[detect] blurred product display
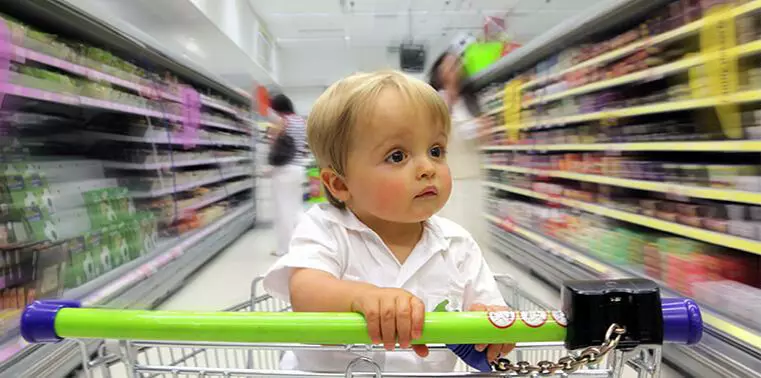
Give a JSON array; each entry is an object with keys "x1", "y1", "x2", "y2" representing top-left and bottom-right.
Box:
[
  {"x1": 0, "y1": 2, "x2": 257, "y2": 377},
  {"x1": 477, "y1": 0, "x2": 761, "y2": 377}
]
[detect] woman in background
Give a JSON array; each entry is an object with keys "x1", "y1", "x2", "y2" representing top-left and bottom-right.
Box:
[
  {"x1": 429, "y1": 52, "x2": 490, "y2": 247},
  {"x1": 269, "y1": 94, "x2": 307, "y2": 257}
]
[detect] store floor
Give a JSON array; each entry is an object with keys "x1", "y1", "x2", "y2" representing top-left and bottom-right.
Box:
[{"x1": 157, "y1": 181, "x2": 683, "y2": 377}]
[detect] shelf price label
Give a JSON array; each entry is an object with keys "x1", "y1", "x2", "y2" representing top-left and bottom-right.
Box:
[
  {"x1": 503, "y1": 79, "x2": 523, "y2": 142},
  {"x1": 499, "y1": 217, "x2": 516, "y2": 232},
  {"x1": 0, "y1": 18, "x2": 10, "y2": 123},
  {"x1": 179, "y1": 85, "x2": 201, "y2": 148},
  {"x1": 700, "y1": 4, "x2": 741, "y2": 139}
]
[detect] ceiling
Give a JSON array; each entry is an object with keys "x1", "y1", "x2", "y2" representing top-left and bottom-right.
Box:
[
  {"x1": 61, "y1": 0, "x2": 277, "y2": 92},
  {"x1": 59, "y1": 0, "x2": 608, "y2": 98},
  {"x1": 250, "y1": 0, "x2": 605, "y2": 50}
]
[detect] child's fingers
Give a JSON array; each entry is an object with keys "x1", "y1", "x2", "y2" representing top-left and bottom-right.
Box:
[
  {"x1": 380, "y1": 297, "x2": 397, "y2": 351},
  {"x1": 412, "y1": 344, "x2": 430, "y2": 358},
  {"x1": 486, "y1": 304, "x2": 510, "y2": 312},
  {"x1": 486, "y1": 343, "x2": 502, "y2": 362},
  {"x1": 468, "y1": 303, "x2": 488, "y2": 312},
  {"x1": 410, "y1": 297, "x2": 425, "y2": 340},
  {"x1": 500, "y1": 343, "x2": 516, "y2": 356},
  {"x1": 395, "y1": 296, "x2": 412, "y2": 349},
  {"x1": 360, "y1": 300, "x2": 382, "y2": 345},
  {"x1": 469, "y1": 303, "x2": 489, "y2": 351}
]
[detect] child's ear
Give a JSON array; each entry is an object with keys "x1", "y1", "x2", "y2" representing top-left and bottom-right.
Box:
[{"x1": 321, "y1": 168, "x2": 350, "y2": 203}]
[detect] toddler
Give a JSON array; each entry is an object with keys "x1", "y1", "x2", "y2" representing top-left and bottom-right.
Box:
[{"x1": 263, "y1": 71, "x2": 511, "y2": 373}]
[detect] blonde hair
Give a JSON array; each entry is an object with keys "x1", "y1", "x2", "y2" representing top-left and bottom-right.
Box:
[{"x1": 308, "y1": 70, "x2": 451, "y2": 208}]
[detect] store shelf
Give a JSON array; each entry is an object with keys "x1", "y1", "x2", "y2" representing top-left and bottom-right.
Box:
[
  {"x1": 525, "y1": 90, "x2": 761, "y2": 129},
  {"x1": 523, "y1": 21, "x2": 703, "y2": 91},
  {"x1": 201, "y1": 94, "x2": 240, "y2": 117},
  {"x1": 0, "y1": 203, "x2": 255, "y2": 377},
  {"x1": 11, "y1": 45, "x2": 179, "y2": 102},
  {"x1": 203, "y1": 119, "x2": 251, "y2": 134},
  {"x1": 484, "y1": 214, "x2": 610, "y2": 274},
  {"x1": 479, "y1": 90, "x2": 761, "y2": 136},
  {"x1": 484, "y1": 214, "x2": 761, "y2": 350},
  {"x1": 521, "y1": 0, "x2": 761, "y2": 91},
  {"x1": 483, "y1": 181, "x2": 761, "y2": 255},
  {"x1": 84, "y1": 131, "x2": 250, "y2": 148},
  {"x1": 5, "y1": 82, "x2": 184, "y2": 121},
  {"x1": 5, "y1": 82, "x2": 246, "y2": 131},
  {"x1": 180, "y1": 184, "x2": 251, "y2": 213},
  {"x1": 484, "y1": 106, "x2": 505, "y2": 116},
  {"x1": 103, "y1": 156, "x2": 251, "y2": 170},
  {"x1": 130, "y1": 172, "x2": 251, "y2": 198},
  {"x1": 481, "y1": 140, "x2": 761, "y2": 152},
  {"x1": 523, "y1": 55, "x2": 703, "y2": 107},
  {"x1": 483, "y1": 164, "x2": 761, "y2": 205}
]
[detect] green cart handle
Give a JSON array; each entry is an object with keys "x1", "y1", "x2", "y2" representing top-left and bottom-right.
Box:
[
  {"x1": 20, "y1": 300, "x2": 567, "y2": 345},
  {"x1": 20, "y1": 290, "x2": 703, "y2": 373}
]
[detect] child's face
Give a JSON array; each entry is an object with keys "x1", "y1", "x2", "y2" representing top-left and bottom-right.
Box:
[{"x1": 340, "y1": 89, "x2": 452, "y2": 223}]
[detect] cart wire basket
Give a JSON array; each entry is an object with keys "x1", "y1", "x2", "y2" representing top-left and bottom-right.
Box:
[{"x1": 68, "y1": 275, "x2": 662, "y2": 377}]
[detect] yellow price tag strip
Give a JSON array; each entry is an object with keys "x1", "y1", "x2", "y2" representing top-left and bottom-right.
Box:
[
  {"x1": 700, "y1": 4, "x2": 741, "y2": 139},
  {"x1": 502, "y1": 79, "x2": 523, "y2": 142}
]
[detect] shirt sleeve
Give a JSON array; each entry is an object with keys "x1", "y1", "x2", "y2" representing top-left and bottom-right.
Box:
[
  {"x1": 460, "y1": 237, "x2": 508, "y2": 309},
  {"x1": 450, "y1": 101, "x2": 481, "y2": 141},
  {"x1": 262, "y1": 212, "x2": 343, "y2": 302}
]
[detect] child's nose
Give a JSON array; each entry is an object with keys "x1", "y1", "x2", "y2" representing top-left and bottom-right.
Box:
[{"x1": 416, "y1": 157, "x2": 436, "y2": 179}]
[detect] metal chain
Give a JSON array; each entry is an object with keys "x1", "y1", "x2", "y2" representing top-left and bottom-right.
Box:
[{"x1": 493, "y1": 323, "x2": 626, "y2": 375}]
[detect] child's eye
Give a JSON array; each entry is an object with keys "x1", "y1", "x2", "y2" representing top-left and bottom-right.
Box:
[
  {"x1": 385, "y1": 150, "x2": 406, "y2": 164},
  {"x1": 430, "y1": 145, "x2": 445, "y2": 158}
]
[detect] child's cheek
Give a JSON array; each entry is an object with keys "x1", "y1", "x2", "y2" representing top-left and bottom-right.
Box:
[
  {"x1": 370, "y1": 178, "x2": 408, "y2": 209},
  {"x1": 439, "y1": 166, "x2": 453, "y2": 195}
]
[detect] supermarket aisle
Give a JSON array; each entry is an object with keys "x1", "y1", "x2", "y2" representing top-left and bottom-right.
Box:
[{"x1": 159, "y1": 176, "x2": 278, "y2": 311}]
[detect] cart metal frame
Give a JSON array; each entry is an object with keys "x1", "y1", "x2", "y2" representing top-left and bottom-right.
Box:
[{"x1": 73, "y1": 275, "x2": 663, "y2": 377}]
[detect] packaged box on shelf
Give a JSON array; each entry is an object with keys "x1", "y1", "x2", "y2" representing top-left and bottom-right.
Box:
[
  {"x1": 138, "y1": 212, "x2": 158, "y2": 255},
  {"x1": 83, "y1": 188, "x2": 117, "y2": 229},
  {"x1": 692, "y1": 280, "x2": 761, "y2": 330},
  {"x1": 64, "y1": 235, "x2": 92, "y2": 289},
  {"x1": 32, "y1": 241, "x2": 67, "y2": 300},
  {"x1": 123, "y1": 220, "x2": 143, "y2": 260},
  {"x1": 109, "y1": 187, "x2": 135, "y2": 221},
  {"x1": 84, "y1": 230, "x2": 106, "y2": 278},
  {"x1": 106, "y1": 224, "x2": 130, "y2": 269},
  {"x1": 0, "y1": 241, "x2": 67, "y2": 303}
]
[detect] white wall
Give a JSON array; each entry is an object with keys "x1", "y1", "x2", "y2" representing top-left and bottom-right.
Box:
[
  {"x1": 189, "y1": 0, "x2": 277, "y2": 86},
  {"x1": 278, "y1": 40, "x2": 448, "y2": 116},
  {"x1": 281, "y1": 86, "x2": 325, "y2": 116}
]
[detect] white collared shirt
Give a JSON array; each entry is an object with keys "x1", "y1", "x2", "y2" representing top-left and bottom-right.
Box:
[{"x1": 263, "y1": 203, "x2": 506, "y2": 373}]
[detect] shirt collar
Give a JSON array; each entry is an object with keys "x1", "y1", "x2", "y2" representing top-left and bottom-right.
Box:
[{"x1": 317, "y1": 204, "x2": 455, "y2": 251}]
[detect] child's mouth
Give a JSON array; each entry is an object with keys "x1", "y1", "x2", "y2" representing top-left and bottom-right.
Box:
[{"x1": 415, "y1": 186, "x2": 438, "y2": 198}]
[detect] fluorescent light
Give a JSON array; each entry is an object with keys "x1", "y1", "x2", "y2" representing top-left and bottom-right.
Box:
[{"x1": 186, "y1": 38, "x2": 201, "y2": 53}]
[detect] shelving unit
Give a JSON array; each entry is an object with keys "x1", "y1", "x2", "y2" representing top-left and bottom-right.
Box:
[
  {"x1": 481, "y1": 140, "x2": 761, "y2": 152},
  {"x1": 477, "y1": 0, "x2": 761, "y2": 376},
  {"x1": 484, "y1": 180, "x2": 761, "y2": 255},
  {"x1": 483, "y1": 214, "x2": 761, "y2": 377},
  {"x1": 484, "y1": 164, "x2": 761, "y2": 205},
  {"x1": 0, "y1": 1, "x2": 257, "y2": 376}
]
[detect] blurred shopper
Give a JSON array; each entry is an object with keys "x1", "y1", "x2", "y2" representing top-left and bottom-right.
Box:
[
  {"x1": 268, "y1": 94, "x2": 306, "y2": 257},
  {"x1": 429, "y1": 52, "x2": 489, "y2": 246}
]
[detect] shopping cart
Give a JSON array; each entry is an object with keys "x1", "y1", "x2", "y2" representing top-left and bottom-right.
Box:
[{"x1": 20, "y1": 275, "x2": 702, "y2": 377}]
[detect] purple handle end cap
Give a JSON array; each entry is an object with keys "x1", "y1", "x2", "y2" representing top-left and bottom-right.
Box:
[
  {"x1": 661, "y1": 297, "x2": 702, "y2": 345},
  {"x1": 447, "y1": 344, "x2": 492, "y2": 372},
  {"x1": 20, "y1": 300, "x2": 80, "y2": 344}
]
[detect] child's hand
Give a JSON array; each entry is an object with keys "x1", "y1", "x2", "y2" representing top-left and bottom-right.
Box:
[
  {"x1": 469, "y1": 304, "x2": 516, "y2": 362},
  {"x1": 351, "y1": 287, "x2": 429, "y2": 357}
]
